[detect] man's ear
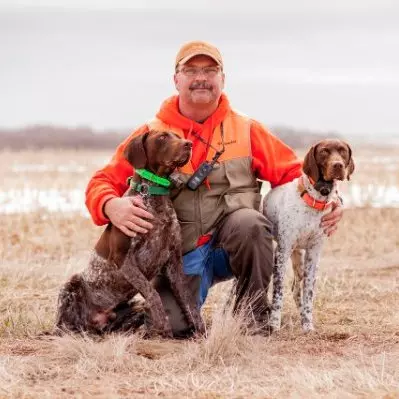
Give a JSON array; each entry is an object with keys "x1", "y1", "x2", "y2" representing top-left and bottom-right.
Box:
[
  {"x1": 345, "y1": 142, "x2": 355, "y2": 180},
  {"x1": 174, "y1": 73, "x2": 180, "y2": 92},
  {"x1": 124, "y1": 132, "x2": 149, "y2": 168},
  {"x1": 303, "y1": 144, "x2": 320, "y2": 182}
]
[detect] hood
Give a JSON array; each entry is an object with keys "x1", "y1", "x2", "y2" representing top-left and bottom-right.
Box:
[{"x1": 155, "y1": 93, "x2": 231, "y2": 168}]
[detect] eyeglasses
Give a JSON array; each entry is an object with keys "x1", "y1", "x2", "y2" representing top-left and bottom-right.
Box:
[{"x1": 178, "y1": 66, "x2": 221, "y2": 78}]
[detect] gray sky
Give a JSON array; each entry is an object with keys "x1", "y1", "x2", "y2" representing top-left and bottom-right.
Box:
[{"x1": 1, "y1": 0, "x2": 399, "y2": 136}]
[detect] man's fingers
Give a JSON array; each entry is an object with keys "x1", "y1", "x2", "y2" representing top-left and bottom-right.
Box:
[
  {"x1": 119, "y1": 225, "x2": 137, "y2": 238},
  {"x1": 320, "y1": 204, "x2": 343, "y2": 228},
  {"x1": 130, "y1": 196, "x2": 147, "y2": 209},
  {"x1": 128, "y1": 196, "x2": 154, "y2": 219},
  {"x1": 119, "y1": 220, "x2": 149, "y2": 236},
  {"x1": 320, "y1": 216, "x2": 339, "y2": 228},
  {"x1": 321, "y1": 206, "x2": 341, "y2": 222},
  {"x1": 132, "y1": 206, "x2": 155, "y2": 221},
  {"x1": 129, "y1": 216, "x2": 153, "y2": 231},
  {"x1": 110, "y1": 196, "x2": 154, "y2": 235},
  {"x1": 324, "y1": 225, "x2": 338, "y2": 237},
  {"x1": 124, "y1": 220, "x2": 148, "y2": 234}
]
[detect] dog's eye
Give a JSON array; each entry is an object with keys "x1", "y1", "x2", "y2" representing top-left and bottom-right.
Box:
[
  {"x1": 158, "y1": 134, "x2": 167, "y2": 141},
  {"x1": 320, "y1": 148, "x2": 329, "y2": 155}
]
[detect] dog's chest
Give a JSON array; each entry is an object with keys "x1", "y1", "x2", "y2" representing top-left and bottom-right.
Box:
[
  {"x1": 126, "y1": 198, "x2": 181, "y2": 279},
  {"x1": 263, "y1": 180, "x2": 326, "y2": 247}
]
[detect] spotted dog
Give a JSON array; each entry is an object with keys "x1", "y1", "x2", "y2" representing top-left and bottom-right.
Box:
[
  {"x1": 263, "y1": 139, "x2": 355, "y2": 332},
  {"x1": 56, "y1": 131, "x2": 205, "y2": 337}
]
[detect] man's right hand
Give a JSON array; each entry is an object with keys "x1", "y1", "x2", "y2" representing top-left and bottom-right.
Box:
[{"x1": 104, "y1": 197, "x2": 154, "y2": 237}]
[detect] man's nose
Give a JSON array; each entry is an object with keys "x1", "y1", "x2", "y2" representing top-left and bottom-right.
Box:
[{"x1": 194, "y1": 70, "x2": 208, "y2": 79}]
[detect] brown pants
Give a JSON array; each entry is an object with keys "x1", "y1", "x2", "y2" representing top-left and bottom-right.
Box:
[{"x1": 155, "y1": 208, "x2": 274, "y2": 334}]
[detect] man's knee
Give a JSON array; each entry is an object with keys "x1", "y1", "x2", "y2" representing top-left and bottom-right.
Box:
[
  {"x1": 216, "y1": 208, "x2": 274, "y2": 279},
  {"x1": 221, "y1": 208, "x2": 273, "y2": 241}
]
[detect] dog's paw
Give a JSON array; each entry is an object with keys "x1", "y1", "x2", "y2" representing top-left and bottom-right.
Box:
[
  {"x1": 268, "y1": 312, "x2": 281, "y2": 333},
  {"x1": 144, "y1": 327, "x2": 173, "y2": 339},
  {"x1": 192, "y1": 314, "x2": 206, "y2": 335},
  {"x1": 302, "y1": 323, "x2": 315, "y2": 334},
  {"x1": 144, "y1": 318, "x2": 173, "y2": 339}
]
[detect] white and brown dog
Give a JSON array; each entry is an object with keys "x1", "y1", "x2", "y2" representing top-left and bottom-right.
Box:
[{"x1": 263, "y1": 139, "x2": 355, "y2": 332}]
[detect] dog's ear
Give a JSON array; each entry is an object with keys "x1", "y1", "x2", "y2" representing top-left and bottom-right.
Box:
[
  {"x1": 124, "y1": 132, "x2": 149, "y2": 168},
  {"x1": 303, "y1": 143, "x2": 320, "y2": 182},
  {"x1": 345, "y1": 142, "x2": 355, "y2": 180}
]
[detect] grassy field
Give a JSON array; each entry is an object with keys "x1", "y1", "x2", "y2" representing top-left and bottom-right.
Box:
[{"x1": 0, "y1": 148, "x2": 398, "y2": 398}]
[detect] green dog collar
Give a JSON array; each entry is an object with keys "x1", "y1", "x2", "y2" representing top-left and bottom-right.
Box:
[{"x1": 135, "y1": 169, "x2": 171, "y2": 188}]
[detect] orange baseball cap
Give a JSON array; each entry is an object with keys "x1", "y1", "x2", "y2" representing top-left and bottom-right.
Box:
[{"x1": 175, "y1": 40, "x2": 223, "y2": 69}]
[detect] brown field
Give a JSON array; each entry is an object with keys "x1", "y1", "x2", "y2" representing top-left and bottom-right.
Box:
[{"x1": 0, "y1": 148, "x2": 398, "y2": 398}]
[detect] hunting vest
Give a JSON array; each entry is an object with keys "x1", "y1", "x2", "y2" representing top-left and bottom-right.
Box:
[{"x1": 148, "y1": 110, "x2": 261, "y2": 254}]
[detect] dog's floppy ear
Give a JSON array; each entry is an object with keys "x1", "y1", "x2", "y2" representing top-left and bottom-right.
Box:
[
  {"x1": 124, "y1": 132, "x2": 149, "y2": 168},
  {"x1": 303, "y1": 143, "x2": 320, "y2": 182},
  {"x1": 345, "y1": 142, "x2": 355, "y2": 180}
]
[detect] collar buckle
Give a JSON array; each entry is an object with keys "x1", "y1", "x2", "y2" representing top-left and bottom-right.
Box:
[{"x1": 138, "y1": 182, "x2": 149, "y2": 198}]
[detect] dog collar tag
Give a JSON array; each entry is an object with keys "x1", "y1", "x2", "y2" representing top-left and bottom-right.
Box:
[{"x1": 129, "y1": 180, "x2": 170, "y2": 196}]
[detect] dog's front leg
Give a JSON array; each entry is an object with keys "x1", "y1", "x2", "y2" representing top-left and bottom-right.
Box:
[
  {"x1": 269, "y1": 243, "x2": 293, "y2": 332},
  {"x1": 291, "y1": 248, "x2": 305, "y2": 310},
  {"x1": 120, "y1": 263, "x2": 173, "y2": 338},
  {"x1": 301, "y1": 242, "x2": 323, "y2": 333},
  {"x1": 165, "y1": 252, "x2": 205, "y2": 336}
]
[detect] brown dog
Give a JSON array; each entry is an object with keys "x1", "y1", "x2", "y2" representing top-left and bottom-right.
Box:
[{"x1": 56, "y1": 130, "x2": 205, "y2": 337}]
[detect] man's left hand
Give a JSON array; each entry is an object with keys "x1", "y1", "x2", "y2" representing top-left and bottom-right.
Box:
[{"x1": 320, "y1": 202, "x2": 343, "y2": 237}]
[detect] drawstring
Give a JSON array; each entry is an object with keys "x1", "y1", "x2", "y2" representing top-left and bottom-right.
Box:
[
  {"x1": 203, "y1": 115, "x2": 215, "y2": 190},
  {"x1": 206, "y1": 114, "x2": 214, "y2": 156},
  {"x1": 187, "y1": 121, "x2": 194, "y2": 138}
]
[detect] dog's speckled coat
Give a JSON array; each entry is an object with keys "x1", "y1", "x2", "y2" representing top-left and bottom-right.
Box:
[
  {"x1": 56, "y1": 131, "x2": 205, "y2": 337},
  {"x1": 263, "y1": 139, "x2": 354, "y2": 332}
]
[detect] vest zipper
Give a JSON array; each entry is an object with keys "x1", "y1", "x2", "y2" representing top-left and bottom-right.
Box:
[{"x1": 194, "y1": 189, "x2": 203, "y2": 238}]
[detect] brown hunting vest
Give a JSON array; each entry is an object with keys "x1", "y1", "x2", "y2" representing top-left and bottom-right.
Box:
[{"x1": 148, "y1": 110, "x2": 261, "y2": 254}]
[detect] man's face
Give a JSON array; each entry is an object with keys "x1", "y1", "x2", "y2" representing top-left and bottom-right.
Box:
[{"x1": 174, "y1": 55, "x2": 225, "y2": 106}]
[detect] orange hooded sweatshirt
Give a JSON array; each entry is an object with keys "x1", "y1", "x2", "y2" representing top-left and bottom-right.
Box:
[{"x1": 85, "y1": 93, "x2": 302, "y2": 226}]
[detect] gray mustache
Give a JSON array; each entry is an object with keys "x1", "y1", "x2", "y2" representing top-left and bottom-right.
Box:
[{"x1": 190, "y1": 83, "x2": 212, "y2": 90}]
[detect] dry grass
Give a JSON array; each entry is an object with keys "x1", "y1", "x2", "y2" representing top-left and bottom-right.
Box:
[{"x1": 0, "y1": 149, "x2": 399, "y2": 398}]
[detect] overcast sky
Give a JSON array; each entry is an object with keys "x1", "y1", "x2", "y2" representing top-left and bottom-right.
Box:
[{"x1": 1, "y1": 0, "x2": 399, "y2": 136}]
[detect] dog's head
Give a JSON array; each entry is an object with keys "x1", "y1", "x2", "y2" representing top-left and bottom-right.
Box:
[
  {"x1": 303, "y1": 139, "x2": 355, "y2": 195},
  {"x1": 124, "y1": 130, "x2": 192, "y2": 176}
]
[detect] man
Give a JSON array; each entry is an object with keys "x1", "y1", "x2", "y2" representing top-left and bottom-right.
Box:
[{"x1": 85, "y1": 40, "x2": 342, "y2": 335}]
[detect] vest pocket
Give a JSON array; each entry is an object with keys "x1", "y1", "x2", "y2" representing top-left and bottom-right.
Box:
[{"x1": 224, "y1": 191, "x2": 261, "y2": 213}]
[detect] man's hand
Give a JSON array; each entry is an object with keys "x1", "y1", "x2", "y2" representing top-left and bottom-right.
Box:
[
  {"x1": 104, "y1": 197, "x2": 154, "y2": 237},
  {"x1": 320, "y1": 201, "x2": 343, "y2": 237}
]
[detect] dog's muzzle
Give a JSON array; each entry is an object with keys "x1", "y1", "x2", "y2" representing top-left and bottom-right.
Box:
[{"x1": 314, "y1": 180, "x2": 333, "y2": 196}]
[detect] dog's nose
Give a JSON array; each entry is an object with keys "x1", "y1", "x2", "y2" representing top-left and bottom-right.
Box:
[
  {"x1": 332, "y1": 162, "x2": 344, "y2": 171},
  {"x1": 320, "y1": 187, "x2": 331, "y2": 196},
  {"x1": 183, "y1": 140, "x2": 192, "y2": 149}
]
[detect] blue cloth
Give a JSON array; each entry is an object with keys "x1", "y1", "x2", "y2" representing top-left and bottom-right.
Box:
[{"x1": 183, "y1": 241, "x2": 233, "y2": 306}]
